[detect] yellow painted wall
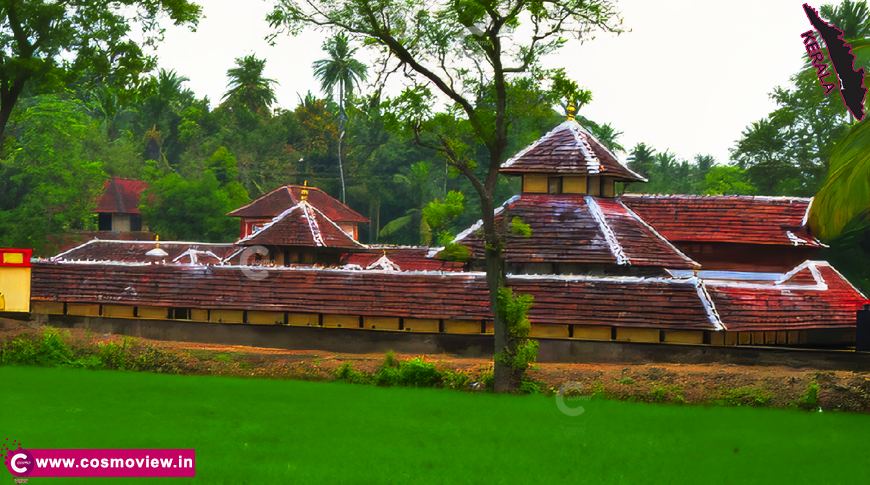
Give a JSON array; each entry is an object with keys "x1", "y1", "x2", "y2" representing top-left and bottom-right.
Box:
[
  {"x1": 404, "y1": 318, "x2": 439, "y2": 333},
  {"x1": 587, "y1": 176, "x2": 601, "y2": 196},
  {"x1": 364, "y1": 316, "x2": 400, "y2": 331},
  {"x1": 0, "y1": 267, "x2": 30, "y2": 312},
  {"x1": 191, "y1": 309, "x2": 209, "y2": 322},
  {"x1": 523, "y1": 174, "x2": 548, "y2": 193},
  {"x1": 572, "y1": 325, "x2": 611, "y2": 341},
  {"x1": 662, "y1": 330, "x2": 704, "y2": 345},
  {"x1": 602, "y1": 177, "x2": 615, "y2": 198},
  {"x1": 710, "y1": 331, "x2": 725, "y2": 346},
  {"x1": 788, "y1": 331, "x2": 801, "y2": 345},
  {"x1": 209, "y1": 310, "x2": 244, "y2": 324},
  {"x1": 563, "y1": 176, "x2": 587, "y2": 194},
  {"x1": 31, "y1": 301, "x2": 64, "y2": 315},
  {"x1": 103, "y1": 305, "x2": 135, "y2": 319},
  {"x1": 530, "y1": 324, "x2": 570, "y2": 339},
  {"x1": 138, "y1": 306, "x2": 169, "y2": 319},
  {"x1": 288, "y1": 313, "x2": 316, "y2": 326},
  {"x1": 67, "y1": 303, "x2": 100, "y2": 317},
  {"x1": 752, "y1": 332, "x2": 764, "y2": 345},
  {"x1": 247, "y1": 311, "x2": 284, "y2": 325},
  {"x1": 615, "y1": 327, "x2": 659, "y2": 343},
  {"x1": 724, "y1": 332, "x2": 738, "y2": 346},
  {"x1": 738, "y1": 332, "x2": 752, "y2": 345},
  {"x1": 323, "y1": 314, "x2": 359, "y2": 328},
  {"x1": 444, "y1": 319, "x2": 480, "y2": 334}
]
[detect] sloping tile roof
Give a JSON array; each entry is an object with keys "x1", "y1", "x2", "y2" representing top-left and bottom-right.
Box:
[
  {"x1": 454, "y1": 195, "x2": 699, "y2": 269},
  {"x1": 500, "y1": 120, "x2": 646, "y2": 182},
  {"x1": 51, "y1": 240, "x2": 238, "y2": 264},
  {"x1": 706, "y1": 261, "x2": 866, "y2": 331},
  {"x1": 238, "y1": 201, "x2": 364, "y2": 249},
  {"x1": 227, "y1": 185, "x2": 369, "y2": 223},
  {"x1": 342, "y1": 247, "x2": 466, "y2": 272},
  {"x1": 621, "y1": 194, "x2": 823, "y2": 247},
  {"x1": 95, "y1": 178, "x2": 149, "y2": 214},
  {"x1": 30, "y1": 263, "x2": 719, "y2": 330}
]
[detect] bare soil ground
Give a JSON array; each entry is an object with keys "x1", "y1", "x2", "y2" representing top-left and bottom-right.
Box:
[{"x1": 3, "y1": 318, "x2": 869, "y2": 413}]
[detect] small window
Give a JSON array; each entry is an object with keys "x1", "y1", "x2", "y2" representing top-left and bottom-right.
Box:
[
  {"x1": 171, "y1": 308, "x2": 191, "y2": 320},
  {"x1": 98, "y1": 213, "x2": 113, "y2": 231},
  {"x1": 548, "y1": 177, "x2": 562, "y2": 194}
]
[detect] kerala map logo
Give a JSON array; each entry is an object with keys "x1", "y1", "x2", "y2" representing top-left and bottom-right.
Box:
[{"x1": 802, "y1": 3, "x2": 867, "y2": 121}]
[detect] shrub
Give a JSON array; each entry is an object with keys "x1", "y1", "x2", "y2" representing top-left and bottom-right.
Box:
[
  {"x1": 399, "y1": 357, "x2": 441, "y2": 388},
  {"x1": 334, "y1": 362, "x2": 372, "y2": 385},
  {"x1": 798, "y1": 381, "x2": 821, "y2": 410},
  {"x1": 617, "y1": 377, "x2": 635, "y2": 385},
  {"x1": 714, "y1": 386, "x2": 771, "y2": 407},
  {"x1": 442, "y1": 369, "x2": 471, "y2": 390}
]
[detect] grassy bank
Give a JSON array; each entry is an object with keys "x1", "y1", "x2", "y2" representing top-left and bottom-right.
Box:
[{"x1": 2, "y1": 366, "x2": 869, "y2": 484}]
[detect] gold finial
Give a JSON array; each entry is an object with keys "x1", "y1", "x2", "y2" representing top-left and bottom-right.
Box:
[
  {"x1": 566, "y1": 101, "x2": 576, "y2": 121},
  {"x1": 301, "y1": 180, "x2": 308, "y2": 201},
  {"x1": 155, "y1": 234, "x2": 160, "y2": 248}
]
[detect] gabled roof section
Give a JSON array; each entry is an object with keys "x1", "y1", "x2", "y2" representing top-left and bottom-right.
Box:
[
  {"x1": 621, "y1": 195, "x2": 824, "y2": 247},
  {"x1": 95, "y1": 178, "x2": 149, "y2": 214},
  {"x1": 238, "y1": 200, "x2": 365, "y2": 249},
  {"x1": 227, "y1": 185, "x2": 369, "y2": 223},
  {"x1": 706, "y1": 261, "x2": 866, "y2": 331},
  {"x1": 454, "y1": 194, "x2": 699, "y2": 269},
  {"x1": 500, "y1": 120, "x2": 647, "y2": 182},
  {"x1": 51, "y1": 240, "x2": 237, "y2": 264}
]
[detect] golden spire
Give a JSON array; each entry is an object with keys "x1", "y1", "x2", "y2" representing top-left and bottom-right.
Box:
[
  {"x1": 566, "y1": 101, "x2": 576, "y2": 121},
  {"x1": 155, "y1": 234, "x2": 160, "y2": 248},
  {"x1": 301, "y1": 180, "x2": 309, "y2": 201}
]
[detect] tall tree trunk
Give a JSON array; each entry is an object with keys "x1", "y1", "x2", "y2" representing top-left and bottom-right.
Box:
[
  {"x1": 338, "y1": 82, "x2": 346, "y2": 203},
  {"x1": 0, "y1": 76, "x2": 27, "y2": 140},
  {"x1": 481, "y1": 196, "x2": 511, "y2": 393}
]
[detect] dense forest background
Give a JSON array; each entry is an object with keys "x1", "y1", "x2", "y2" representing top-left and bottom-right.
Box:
[{"x1": 0, "y1": 1, "x2": 868, "y2": 291}]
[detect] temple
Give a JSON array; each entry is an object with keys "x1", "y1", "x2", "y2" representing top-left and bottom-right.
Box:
[{"x1": 26, "y1": 113, "x2": 867, "y2": 350}]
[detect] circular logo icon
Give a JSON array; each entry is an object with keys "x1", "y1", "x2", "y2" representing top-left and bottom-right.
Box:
[
  {"x1": 5, "y1": 448, "x2": 35, "y2": 478},
  {"x1": 239, "y1": 245, "x2": 271, "y2": 281},
  {"x1": 546, "y1": 381, "x2": 601, "y2": 427}
]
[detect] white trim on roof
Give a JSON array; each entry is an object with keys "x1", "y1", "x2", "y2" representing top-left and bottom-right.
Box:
[
  {"x1": 692, "y1": 277, "x2": 725, "y2": 331},
  {"x1": 451, "y1": 195, "x2": 520, "y2": 244},
  {"x1": 305, "y1": 202, "x2": 367, "y2": 248},
  {"x1": 585, "y1": 196, "x2": 630, "y2": 266},
  {"x1": 366, "y1": 254, "x2": 401, "y2": 272},
  {"x1": 574, "y1": 122, "x2": 648, "y2": 182},
  {"x1": 617, "y1": 199, "x2": 700, "y2": 268},
  {"x1": 786, "y1": 231, "x2": 808, "y2": 246},
  {"x1": 237, "y1": 204, "x2": 302, "y2": 244},
  {"x1": 501, "y1": 124, "x2": 563, "y2": 168},
  {"x1": 708, "y1": 261, "x2": 828, "y2": 291},
  {"x1": 172, "y1": 248, "x2": 221, "y2": 265},
  {"x1": 816, "y1": 260, "x2": 868, "y2": 299},
  {"x1": 567, "y1": 121, "x2": 600, "y2": 174}
]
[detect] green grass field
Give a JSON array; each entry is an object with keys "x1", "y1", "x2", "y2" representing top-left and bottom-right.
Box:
[{"x1": 2, "y1": 366, "x2": 868, "y2": 484}]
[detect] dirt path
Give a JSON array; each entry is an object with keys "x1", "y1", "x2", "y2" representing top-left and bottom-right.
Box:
[{"x1": 3, "y1": 318, "x2": 869, "y2": 412}]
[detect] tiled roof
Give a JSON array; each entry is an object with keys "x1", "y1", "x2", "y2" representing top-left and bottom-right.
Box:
[
  {"x1": 621, "y1": 195, "x2": 823, "y2": 247},
  {"x1": 30, "y1": 263, "x2": 719, "y2": 330},
  {"x1": 51, "y1": 240, "x2": 238, "y2": 264},
  {"x1": 227, "y1": 185, "x2": 369, "y2": 223},
  {"x1": 500, "y1": 120, "x2": 646, "y2": 182},
  {"x1": 342, "y1": 247, "x2": 466, "y2": 272},
  {"x1": 95, "y1": 178, "x2": 149, "y2": 214},
  {"x1": 706, "y1": 261, "x2": 866, "y2": 331},
  {"x1": 238, "y1": 201, "x2": 364, "y2": 249},
  {"x1": 454, "y1": 195, "x2": 699, "y2": 269}
]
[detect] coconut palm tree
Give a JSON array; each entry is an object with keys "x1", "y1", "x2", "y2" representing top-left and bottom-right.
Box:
[
  {"x1": 222, "y1": 55, "x2": 279, "y2": 116},
  {"x1": 312, "y1": 34, "x2": 369, "y2": 203}
]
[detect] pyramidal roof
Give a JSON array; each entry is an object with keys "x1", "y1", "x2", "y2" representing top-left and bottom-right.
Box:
[
  {"x1": 237, "y1": 200, "x2": 365, "y2": 249},
  {"x1": 500, "y1": 120, "x2": 647, "y2": 182},
  {"x1": 227, "y1": 185, "x2": 369, "y2": 223},
  {"x1": 453, "y1": 194, "x2": 699, "y2": 269}
]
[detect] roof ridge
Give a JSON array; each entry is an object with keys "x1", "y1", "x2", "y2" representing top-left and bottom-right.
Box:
[{"x1": 585, "y1": 196, "x2": 630, "y2": 266}]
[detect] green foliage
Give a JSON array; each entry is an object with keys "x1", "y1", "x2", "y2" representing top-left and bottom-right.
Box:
[
  {"x1": 714, "y1": 386, "x2": 772, "y2": 407},
  {"x1": 441, "y1": 369, "x2": 471, "y2": 390},
  {"x1": 509, "y1": 216, "x2": 532, "y2": 237},
  {"x1": 139, "y1": 146, "x2": 249, "y2": 242},
  {"x1": 222, "y1": 55, "x2": 279, "y2": 116},
  {"x1": 423, "y1": 191, "x2": 466, "y2": 237},
  {"x1": 439, "y1": 242, "x2": 470, "y2": 262},
  {"x1": 809, "y1": 119, "x2": 870, "y2": 240},
  {"x1": 702, "y1": 166, "x2": 758, "y2": 195},
  {"x1": 0, "y1": 0, "x2": 202, "y2": 137},
  {"x1": 497, "y1": 287, "x2": 534, "y2": 338},
  {"x1": 397, "y1": 357, "x2": 442, "y2": 388},
  {"x1": 0, "y1": 96, "x2": 107, "y2": 254},
  {"x1": 334, "y1": 362, "x2": 372, "y2": 385},
  {"x1": 798, "y1": 381, "x2": 821, "y2": 410},
  {"x1": 617, "y1": 376, "x2": 635, "y2": 385}
]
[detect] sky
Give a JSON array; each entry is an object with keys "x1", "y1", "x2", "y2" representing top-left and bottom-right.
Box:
[{"x1": 152, "y1": 0, "x2": 840, "y2": 165}]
